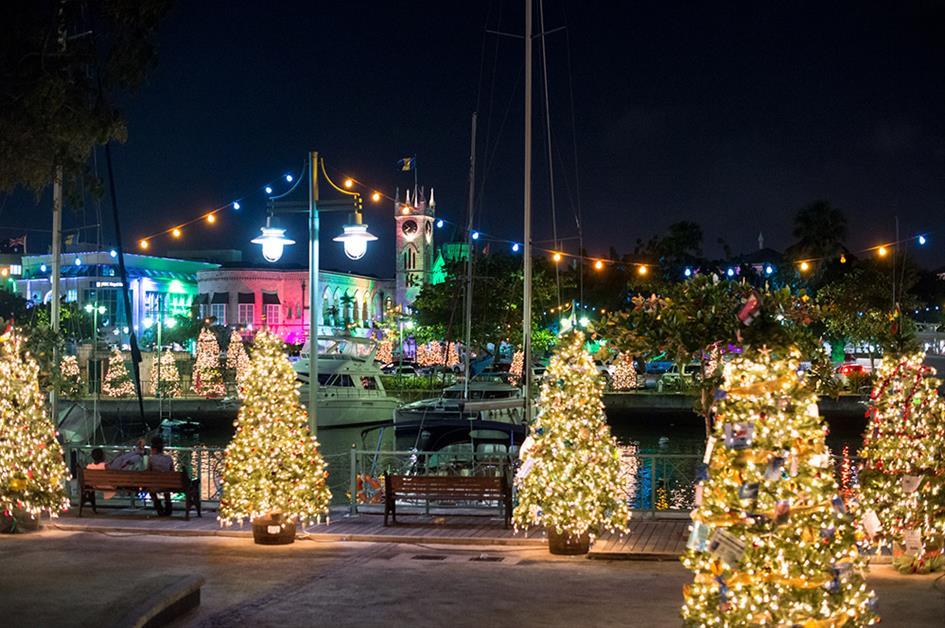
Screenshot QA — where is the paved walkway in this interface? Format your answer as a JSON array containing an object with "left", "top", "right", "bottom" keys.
[
  {"left": 52, "top": 506, "right": 688, "bottom": 556},
  {"left": 2, "top": 530, "right": 942, "bottom": 628}
]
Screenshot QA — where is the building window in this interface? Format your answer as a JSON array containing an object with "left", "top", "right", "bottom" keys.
[
  {"left": 238, "top": 303, "right": 254, "bottom": 325},
  {"left": 66, "top": 288, "right": 78, "bottom": 303},
  {"left": 210, "top": 303, "right": 226, "bottom": 325},
  {"left": 265, "top": 304, "right": 281, "bottom": 327},
  {"left": 362, "top": 300, "right": 369, "bottom": 323},
  {"left": 403, "top": 246, "right": 417, "bottom": 271}
]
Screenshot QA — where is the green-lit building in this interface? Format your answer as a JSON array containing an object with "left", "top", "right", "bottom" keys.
[{"left": 17, "top": 250, "right": 218, "bottom": 332}]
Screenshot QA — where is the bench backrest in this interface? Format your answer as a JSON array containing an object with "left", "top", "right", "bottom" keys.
[
  {"left": 387, "top": 474, "right": 508, "bottom": 498},
  {"left": 80, "top": 468, "right": 189, "bottom": 491}
]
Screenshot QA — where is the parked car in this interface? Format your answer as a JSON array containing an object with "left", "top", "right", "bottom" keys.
[
  {"left": 656, "top": 363, "right": 701, "bottom": 392},
  {"left": 382, "top": 363, "right": 420, "bottom": 376},
  {"left": 645, "top": 359, "right": 674, "bottom": 375}
]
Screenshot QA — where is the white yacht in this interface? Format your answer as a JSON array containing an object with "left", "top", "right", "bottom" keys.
[
  {"left": 292, "top": 336, "right": 401, "bottom": 429},
  {"left": 392, "top": 374, "right": 527, "bottom": 450}
]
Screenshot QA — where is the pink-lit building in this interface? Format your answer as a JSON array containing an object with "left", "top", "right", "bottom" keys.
[{"left": 195, "top": 266, "right": 394, "bottom": 344}]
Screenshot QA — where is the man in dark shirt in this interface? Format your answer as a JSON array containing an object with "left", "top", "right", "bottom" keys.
[{"left": 148, "top": 437, "right": 175, "bottom": 516}]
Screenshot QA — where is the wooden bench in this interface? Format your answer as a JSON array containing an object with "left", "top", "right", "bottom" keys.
[
  {"left": 384, "top": 474, "right": 512, "bottom": 528},
  {"left": 78, "top": 468, "right": 201, "bottom": 520}
]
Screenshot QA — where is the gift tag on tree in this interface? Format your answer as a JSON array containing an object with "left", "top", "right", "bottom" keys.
[
  {"left": 902, "top": 528, "right": 922, "bottom": 554},
  {"left": 516, "top": 456, "right": 537, "bottom": 480},
  {"left": 764, "top": 456, "right": 785, "bottom": 481},
  {"left": 900, "top": 475, "right": 922, "bottom": 494},
  {"left": 738, "top": 482, "right": 759, "bottom": 503},
  {"left": 708, "top": 529, "right": 746, "bottom": 566},
  {"left": 694, "top": 482, "right": 704, "bottom": 506},
  {"left": 862, "top": 509, "right": 881, "bottom": 539},
  {"left": 703, "top": 437, "right": 716, "bottom": 464},
  {"left": 723, "top": 422, "right": 754, "bottom": 450},
  {"left": 687, "top": 521, "right": 713, "bottom": 552}
]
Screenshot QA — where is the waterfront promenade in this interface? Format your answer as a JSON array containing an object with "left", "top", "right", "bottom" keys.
[{"left": 2, "top": 525, "right": 941, "bottom": 627}]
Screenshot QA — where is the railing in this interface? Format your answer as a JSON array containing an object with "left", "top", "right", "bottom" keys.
[
  {"left": 346, "top": 448, "right": 699, "bottom": 518},
  {"left": 347, "top": 449, "right": 515, "bottom": 515},
  {"left": 65, "top": 444, "right": 226, "bottom": 506}
]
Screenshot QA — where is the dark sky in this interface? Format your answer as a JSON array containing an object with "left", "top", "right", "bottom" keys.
[{"left": 5, "top": 0, "right": 945, "bottom": 274}]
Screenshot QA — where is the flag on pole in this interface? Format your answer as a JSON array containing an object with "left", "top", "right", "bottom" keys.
[
  {"left": 0, "top": 235, "right": 26, "bottom": 254},
  {"left": 397, "top": 157, "right": 415, "bottom": 172}
]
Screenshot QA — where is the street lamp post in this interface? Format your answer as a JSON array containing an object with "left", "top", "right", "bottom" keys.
[
  {"left": 252, "top": 151, "right": 377, "bottom": 434},
  {"left": 84, "top": 301, "right": 107, "bottom": 444}
]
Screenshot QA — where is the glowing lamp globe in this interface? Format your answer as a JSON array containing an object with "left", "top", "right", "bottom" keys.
[
  {"left": 252, "top": 226, "right": 296, "bottom": 263},
  {"left": 333, "top": 223, "right": 378, "bottom": 260}
]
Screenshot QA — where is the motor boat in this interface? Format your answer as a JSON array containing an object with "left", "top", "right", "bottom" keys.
[
  {"left": 293, "top": 336, "right": 401, "bottom": 429},
  {"left": 392, "top": 374, "right": 528, "bottom": 451}
]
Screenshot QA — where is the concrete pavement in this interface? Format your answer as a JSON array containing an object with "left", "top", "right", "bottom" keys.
[{"left": 1, "top": 530, "right": 942, "bottom": 627}]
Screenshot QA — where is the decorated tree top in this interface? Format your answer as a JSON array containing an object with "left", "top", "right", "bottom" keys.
[
  {"left": 0, "top": 329, "right": 70, "bottom": 518},
  {"left": 225, "top": 329, "right": 249, "bottom": 374},
  {"left": 513, "top": 331, "right": 630, "bottom": 538},
  {"left": 682, "top": 348, "right": 876, "bottom": 626},
  {"left": 218, "top": 329, "right": 331, "bottom": 526},
  {"left": 861, "top": 352, "right": 945, "bottom": 474},
  {"left": 193, "top": 327, "right": 224, "bottom": 397},
  {"left": 102, "top": 348, "right": 135, "bottom": 398}
]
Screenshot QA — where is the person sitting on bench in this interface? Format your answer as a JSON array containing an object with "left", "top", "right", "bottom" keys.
[
  {"left": 84, "top": 448, "right": 116, "bottom": 503},
  {"left": 147, "top": 437, "right": 175, "bottom": 516}
]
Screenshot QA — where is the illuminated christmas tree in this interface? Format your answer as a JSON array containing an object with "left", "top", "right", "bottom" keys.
[
  {"left": 0, "top": 329, "right": 70, "bottom": 522},
  {"left": 102, "top": 348, "right": 134, "bottom": 397},
  {"left": 610, "top": 352, "right": 639, "bottom": 390},
  {"left": 513, "top": 331, "right": 630, "bottom": 545},
  {"left": 859, "top": 353, "right": 945, "bottom": 572},
  {"left": 192, "top": 328, "right": 224, "bottom": 397},
  {"left": 445, "top": 342, "right": 460, "bottom": 368},
  {"left": 683, "top": 349, "right": 877, "bottom": 626},
  {"left": 60, "top": 354, "right": 81, "bottom": 397},
  {"left": 218, "top": 329, "right": 331, "bottom": 526},
  {"left": 375, "top": 339, "right": 393, "bottom": 365},
  {"left": 225, "top": 329, "right": 250, "bottom": 392},
  {"left": 149, "top": 350, "right": 180, "bottom": 397},
  {"left": 509, "top": 350, "right": 524, "bottom": 385}
]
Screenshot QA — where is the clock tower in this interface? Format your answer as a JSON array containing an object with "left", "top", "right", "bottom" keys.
[{"left": 394, "top": 186, "right": 436, "bottom": 309}]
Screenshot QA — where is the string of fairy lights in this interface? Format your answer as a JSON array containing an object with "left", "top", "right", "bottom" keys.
[{"left": 133, "top": 161, "right": 934, "bottom": 279}]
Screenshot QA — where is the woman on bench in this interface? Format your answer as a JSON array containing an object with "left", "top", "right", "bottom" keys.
[{"left": 147, "top": 437, "right": 175, "bottom": 516}]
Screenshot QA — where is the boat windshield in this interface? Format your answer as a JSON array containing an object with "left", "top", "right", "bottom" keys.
[
  {"left": 303, "top": 337, "right": 377, "bottom": 361},
  {"left": 442, "top": 388, "right": 516, "bottom": 400}
]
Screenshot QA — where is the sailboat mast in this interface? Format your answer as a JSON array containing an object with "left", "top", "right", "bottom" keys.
[
  {"left": 463, "top": 112, "right": 478, "bottom": 399},
  {"left": 522, "top": 0, "right": 534, "bottom": 421}
]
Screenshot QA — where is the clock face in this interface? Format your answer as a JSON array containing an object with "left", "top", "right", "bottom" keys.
[
  {"left": 424, "top": 220, "right": 433, "bottom": 243},
  {"left": 402, "top": 220, "right": 418, "bottom": 237}
]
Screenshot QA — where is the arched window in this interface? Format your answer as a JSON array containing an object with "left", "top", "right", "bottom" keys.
[
  {"left": 322, "top": 287, "right": 333, "bottom": 326},
  {"left": 403, "top": 244, "right": 418, "bottom": 271}
]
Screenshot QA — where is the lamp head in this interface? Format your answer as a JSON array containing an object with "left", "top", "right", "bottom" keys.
[
  {"left": 252, "top": 225, "right": 296, "bottom": 263},
  {"left": 333, "top": 214, "right": 378, "bottom": 260}
]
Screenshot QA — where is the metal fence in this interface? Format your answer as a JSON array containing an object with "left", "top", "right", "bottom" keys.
[{"left": 346, "top": 448, "right": 698, "bottom": 518}]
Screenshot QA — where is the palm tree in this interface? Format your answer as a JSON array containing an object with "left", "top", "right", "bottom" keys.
[{"left": 787, "top": 200, "right": 848, "bottom": 260}]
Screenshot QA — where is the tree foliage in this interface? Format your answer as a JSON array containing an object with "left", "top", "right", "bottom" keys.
[
  {"left": 412, "top": 253, "right": 557, "bottom": 351},
  {"left": 0, "top": 1, "right": 173, "bottom": 198}
]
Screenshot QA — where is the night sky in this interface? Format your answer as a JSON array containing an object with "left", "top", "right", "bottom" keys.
[{"left": 3, "top": 0, "right": 944, "bottom": 274}]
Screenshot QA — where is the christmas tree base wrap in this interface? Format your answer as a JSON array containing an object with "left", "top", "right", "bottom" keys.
[
  {"left": 547, "top": 527, "right": 590, "bottom": 555},
  {"left": 251, "top": 512, "right": 296, "bottom": 545},
  {"left": 0, "top": 509, "right": 43, "bottom": 534}
]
